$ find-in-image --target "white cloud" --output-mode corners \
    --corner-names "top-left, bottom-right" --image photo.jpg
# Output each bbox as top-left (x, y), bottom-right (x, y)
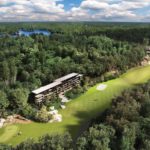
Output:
top-left (67, 0), bottom-right (150, 21)
top-left (0, 0), bottom-right (150, 22)
top-left (0, 0), bottom-right (65, 21)
top-left (81, 0), bottom-right (109, 9)
top-left (111, 0), bottom-right (149, 10)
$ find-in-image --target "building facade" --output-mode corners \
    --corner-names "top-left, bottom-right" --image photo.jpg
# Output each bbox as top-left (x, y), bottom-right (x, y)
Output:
top-left (145, 46), bottom-right (150, 55)
top-left (31, 73), bottom-right (82, 104)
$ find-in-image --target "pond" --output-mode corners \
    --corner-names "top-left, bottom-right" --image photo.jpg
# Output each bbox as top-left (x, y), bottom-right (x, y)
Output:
top-left (0, 29), bottom-right (51, 37)
top-left (18, 29), bottom-right (51, 36)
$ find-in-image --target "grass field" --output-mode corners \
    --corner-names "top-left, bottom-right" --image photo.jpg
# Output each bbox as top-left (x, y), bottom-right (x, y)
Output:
top-left (0, 126), bottom-right (18, 143)
top-left (0, 65), bottom-right (150, 146)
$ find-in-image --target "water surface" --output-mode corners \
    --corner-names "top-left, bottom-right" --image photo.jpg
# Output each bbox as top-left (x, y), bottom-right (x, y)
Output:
top-left (18, 29), bottom-right (51, 36)
top-left (0, 29), bottom-right (51, 37)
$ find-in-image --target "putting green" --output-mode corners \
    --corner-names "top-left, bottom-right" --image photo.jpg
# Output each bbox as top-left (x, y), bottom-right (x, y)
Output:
top-left (0, 65), bottom-right (150, 146)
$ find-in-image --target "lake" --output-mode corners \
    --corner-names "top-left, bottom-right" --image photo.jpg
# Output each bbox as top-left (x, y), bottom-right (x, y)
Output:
top-left (0, 30), bottom-right (51, 37)
top-left (18, 29), bottom-right (51, 36)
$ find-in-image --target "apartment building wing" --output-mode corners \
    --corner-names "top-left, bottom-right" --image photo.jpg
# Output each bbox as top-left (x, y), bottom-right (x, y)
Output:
top-left (54, 73), bottom-right (78, 82)
top-left (32, 81), bottom-right (62, 103)
top-left (31, 73), bottom-right (83, 104)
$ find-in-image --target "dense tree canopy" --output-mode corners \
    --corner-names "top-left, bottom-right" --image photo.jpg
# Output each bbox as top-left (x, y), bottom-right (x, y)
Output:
top-left (0, 22), bottom-right (150, 149)
top-left (0, 23), bottom-right (147, 118)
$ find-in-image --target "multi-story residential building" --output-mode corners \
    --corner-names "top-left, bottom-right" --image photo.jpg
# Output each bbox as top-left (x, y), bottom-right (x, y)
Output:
top-left (31, 73), bottom-right (83, 104)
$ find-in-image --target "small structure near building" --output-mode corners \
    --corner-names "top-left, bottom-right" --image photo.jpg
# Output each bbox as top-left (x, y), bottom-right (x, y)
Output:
top-left (31, 73), bottom-right (83, 104)
top-left (145, 46), bottom-right (150, 55)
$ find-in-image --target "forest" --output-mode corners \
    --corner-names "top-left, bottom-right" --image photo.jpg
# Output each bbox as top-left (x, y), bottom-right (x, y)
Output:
top-left (0, 23), bottom-right (147, 118)
top-left (0, 22), bottom-right (150, 149)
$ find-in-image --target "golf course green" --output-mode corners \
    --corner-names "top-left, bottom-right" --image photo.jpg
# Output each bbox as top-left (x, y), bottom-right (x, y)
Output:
top-left (0, 65), bottom-right (150, 146)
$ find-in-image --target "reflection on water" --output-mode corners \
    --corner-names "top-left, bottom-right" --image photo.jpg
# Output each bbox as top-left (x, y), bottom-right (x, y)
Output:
top-left (0, 29), bottom-right (51, 37)
top-left (18, 29), bottom-right (51, 36)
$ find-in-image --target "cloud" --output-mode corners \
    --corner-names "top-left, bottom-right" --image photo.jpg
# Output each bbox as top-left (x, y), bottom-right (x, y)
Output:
top-left (80, 0), bottom-right (109, 10)
top-left (0, 0), bottom-right (150, 22)
top-left (67, 0), bottom-right (150, 21)
top-left (0, 0), bottom-right (65, 21)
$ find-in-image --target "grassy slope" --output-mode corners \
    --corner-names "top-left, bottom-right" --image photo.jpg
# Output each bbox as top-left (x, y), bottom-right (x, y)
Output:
top-left (0, 126), bottom-right (18, 143)
top-left (0, 65), bottom-right (150, 146)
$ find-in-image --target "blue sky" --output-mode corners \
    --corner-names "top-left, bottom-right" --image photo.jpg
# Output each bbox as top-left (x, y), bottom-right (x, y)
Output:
top-left (0, 0), bottom-right (150, 22)
top-left (63, 0), bottom-right (82, 10)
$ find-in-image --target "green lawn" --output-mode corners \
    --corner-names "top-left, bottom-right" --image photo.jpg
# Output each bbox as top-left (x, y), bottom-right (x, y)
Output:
top-left (0, 65), bottom-right (150, 146)
top-left (0, 125), bottom-right (18, 143)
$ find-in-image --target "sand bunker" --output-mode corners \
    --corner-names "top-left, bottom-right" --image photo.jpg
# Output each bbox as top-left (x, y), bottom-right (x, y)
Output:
top-left (97, 84), bottom-right (107, 91)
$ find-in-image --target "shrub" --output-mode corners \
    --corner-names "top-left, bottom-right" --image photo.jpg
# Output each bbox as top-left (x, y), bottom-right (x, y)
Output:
top-left (65, 86), bottom-right (86, 99)
top-left (35, 106), bottom-right (51, 123)
top-left (44, 96), bottom-right (62, 110)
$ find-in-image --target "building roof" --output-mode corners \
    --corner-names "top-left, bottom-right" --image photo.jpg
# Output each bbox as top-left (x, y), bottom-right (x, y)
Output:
top-left (32, 73), bottom-right (82, 95)
top-left (32, 81), bottom-right (61, 94)
top-left (54, 73), bottom-right (78, 82)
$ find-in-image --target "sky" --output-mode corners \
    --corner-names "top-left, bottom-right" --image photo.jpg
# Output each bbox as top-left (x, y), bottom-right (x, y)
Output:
top-left (0, 0), bottom-right (150, 22)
